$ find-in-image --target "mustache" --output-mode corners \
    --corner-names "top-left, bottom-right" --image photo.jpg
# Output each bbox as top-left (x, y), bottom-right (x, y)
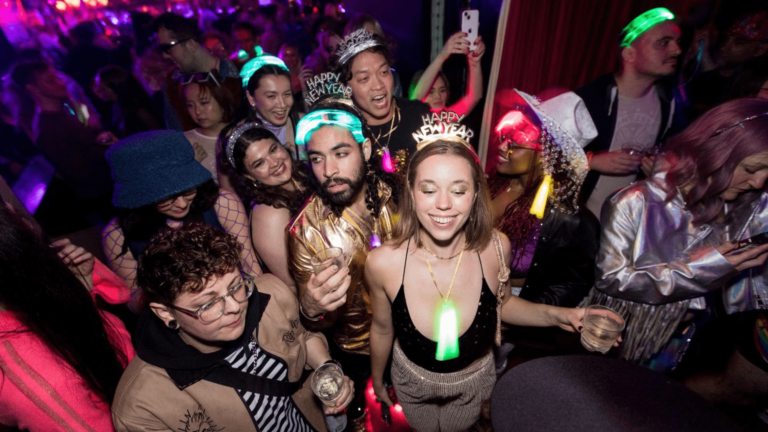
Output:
top-left (322, 177), bottom-right (354, 191)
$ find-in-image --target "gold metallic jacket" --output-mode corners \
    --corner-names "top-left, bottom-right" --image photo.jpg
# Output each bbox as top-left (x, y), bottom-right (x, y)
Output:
top-left (590, 172), bottom-right (768, 363)
top-left (287, 182), bottom-right (397, 355)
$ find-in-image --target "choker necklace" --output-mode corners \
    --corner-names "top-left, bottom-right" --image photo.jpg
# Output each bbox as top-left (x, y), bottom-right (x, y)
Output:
top-left (420, 243), bottom-right (467, 260)
top-left (424, 245), bottom-right (465, 361)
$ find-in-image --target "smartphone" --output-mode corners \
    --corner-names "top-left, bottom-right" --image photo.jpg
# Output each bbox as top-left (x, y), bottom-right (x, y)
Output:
top-left (461, 10), bottom-right (479, 50)
top-left (735, 232), bottom-right (768, 252)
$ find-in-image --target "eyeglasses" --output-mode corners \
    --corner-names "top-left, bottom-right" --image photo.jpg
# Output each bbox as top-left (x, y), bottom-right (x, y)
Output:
top-left (155, 187), bottom-right (197, 211)
top-left (158, 37), bottom-right (191, 53)
top-left (178, 70), bottom-right (221, 87)
top-left (168, 274), bottom-right (255, 323)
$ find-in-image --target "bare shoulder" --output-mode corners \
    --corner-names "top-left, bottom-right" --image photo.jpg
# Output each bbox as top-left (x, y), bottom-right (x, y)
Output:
top-left (251, 204), bottom-right (291, 228)
top-left (366, 240), bottom-right (409, 276)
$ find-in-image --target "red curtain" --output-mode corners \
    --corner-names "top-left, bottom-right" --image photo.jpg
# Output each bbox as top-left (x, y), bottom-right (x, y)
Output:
top-left (484, 0), bottom-right (704, 170)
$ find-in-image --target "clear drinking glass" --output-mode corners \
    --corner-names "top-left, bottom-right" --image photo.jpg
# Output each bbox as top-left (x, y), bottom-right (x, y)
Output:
top-left (580, 305), bottom-right (625, 354)
top-left (311, 248), bottom-right (346, 275)
top-left (311, 363), bottom-right (345, 407)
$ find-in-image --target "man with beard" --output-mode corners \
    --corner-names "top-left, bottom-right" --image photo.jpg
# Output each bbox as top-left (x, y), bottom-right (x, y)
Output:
top-left (575, 8), bottom-right (685, 219)
top-left (287, 98), bottom-right (398, 429)
top-left (334, 29), bottom-right (431, 162)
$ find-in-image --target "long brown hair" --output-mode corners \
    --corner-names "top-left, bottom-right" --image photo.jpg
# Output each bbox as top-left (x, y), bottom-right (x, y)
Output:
top-left (393, 140), bottom-right (493, 251)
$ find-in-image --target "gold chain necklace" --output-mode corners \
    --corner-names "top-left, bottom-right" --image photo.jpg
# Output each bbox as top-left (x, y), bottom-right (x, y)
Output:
top-left (424, 247), bottom-right (465, 301)
top-left (421, 244), bottom-right (466, 260)
top-left (368, 101), bottom-right (400, 151)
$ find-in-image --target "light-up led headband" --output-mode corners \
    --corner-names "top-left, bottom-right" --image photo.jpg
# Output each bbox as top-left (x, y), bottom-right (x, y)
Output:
top-left (619, 8), bottom-right (675, 47)
top-left (240, 55), bottom-right (289, 87)
top-left (295, 109), bottom-right (365, 146)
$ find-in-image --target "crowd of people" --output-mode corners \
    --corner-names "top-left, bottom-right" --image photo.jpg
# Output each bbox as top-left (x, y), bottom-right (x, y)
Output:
top-left (1, 2), bottom-right (768, 432)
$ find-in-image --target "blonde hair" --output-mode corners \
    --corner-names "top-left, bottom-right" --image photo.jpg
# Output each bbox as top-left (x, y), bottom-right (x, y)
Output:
top-left (393, 141), bottom-right (493, 251)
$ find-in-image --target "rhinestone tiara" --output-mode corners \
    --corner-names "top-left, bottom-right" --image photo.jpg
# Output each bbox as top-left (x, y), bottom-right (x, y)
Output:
top-left (336, 29), bottom-right (383, 65)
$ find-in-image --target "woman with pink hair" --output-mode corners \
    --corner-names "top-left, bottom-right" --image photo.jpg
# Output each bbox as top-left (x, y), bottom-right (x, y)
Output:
top-left (588, 98), bottom-right (768, 404)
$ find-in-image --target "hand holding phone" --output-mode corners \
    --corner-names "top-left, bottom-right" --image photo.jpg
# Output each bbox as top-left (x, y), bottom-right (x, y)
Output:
top-left (461, 10), bottom-right (479, 50)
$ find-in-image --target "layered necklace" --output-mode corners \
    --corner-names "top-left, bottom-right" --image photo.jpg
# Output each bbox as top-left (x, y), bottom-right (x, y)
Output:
top-left (367, 100), bottom-right (400, 172)
top-left (419, 234), bottom-right (466, 361)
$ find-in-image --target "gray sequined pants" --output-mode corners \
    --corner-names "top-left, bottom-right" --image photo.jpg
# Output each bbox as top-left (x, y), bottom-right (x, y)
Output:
top-left (391, 340), bottom-right (496, 432)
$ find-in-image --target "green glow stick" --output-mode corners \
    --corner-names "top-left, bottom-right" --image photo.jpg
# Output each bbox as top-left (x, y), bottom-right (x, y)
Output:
top-left (435, 300), bottom-right (460, 361)
top-left (619, 8), bottom-right (675, 47)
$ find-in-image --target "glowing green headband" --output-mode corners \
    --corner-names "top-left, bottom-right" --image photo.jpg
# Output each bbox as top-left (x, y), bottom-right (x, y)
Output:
top-left (296, 109), bottom-right (365, 146)
top-left (619, 8), bottom-right (675, 47)
top-left (240, 55), bottom-right (289, 87)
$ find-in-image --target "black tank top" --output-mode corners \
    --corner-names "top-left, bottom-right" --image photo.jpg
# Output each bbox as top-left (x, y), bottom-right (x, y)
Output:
top-left (392, 239), bottom-right (497, 373)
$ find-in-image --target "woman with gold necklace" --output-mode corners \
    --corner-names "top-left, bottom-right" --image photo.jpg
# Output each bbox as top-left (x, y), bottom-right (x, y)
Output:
top-left (221, 123), bottom-right (312, 293)
top-left (366, 127), bottom-right (596, 432)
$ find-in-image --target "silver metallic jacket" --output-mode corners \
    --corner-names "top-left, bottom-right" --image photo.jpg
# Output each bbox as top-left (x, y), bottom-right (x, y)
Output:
top-left (589, 173), bottom-right (768, 363)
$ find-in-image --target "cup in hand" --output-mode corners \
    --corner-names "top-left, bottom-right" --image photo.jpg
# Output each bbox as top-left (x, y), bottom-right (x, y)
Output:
top-left (310, 248), bottom-right (346, 275)
top-left (580, 305), bottom-right (625, 354)
top-left (621, 143), bottom-right (645, 156)
top-left (311, 362), bottom-right (345, 407)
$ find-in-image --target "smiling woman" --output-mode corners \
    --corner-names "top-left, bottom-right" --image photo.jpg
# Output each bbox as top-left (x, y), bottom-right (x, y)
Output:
top-left (367, 134), bottom-right (592, 432)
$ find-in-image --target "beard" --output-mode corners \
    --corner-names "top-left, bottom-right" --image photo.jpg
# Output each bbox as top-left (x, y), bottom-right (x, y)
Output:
top-left (319, 163), bottom-right (366, 207)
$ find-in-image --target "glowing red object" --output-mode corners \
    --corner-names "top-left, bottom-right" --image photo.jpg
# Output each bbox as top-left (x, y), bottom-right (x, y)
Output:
top-left (496, 110), bottom-right (541, 151)
top-left (364, 378), bottom-right (411, 431)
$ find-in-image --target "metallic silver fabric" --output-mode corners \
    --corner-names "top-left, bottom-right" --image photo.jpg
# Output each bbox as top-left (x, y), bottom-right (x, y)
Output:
top-left (591, 173), bottom-right (768, 362)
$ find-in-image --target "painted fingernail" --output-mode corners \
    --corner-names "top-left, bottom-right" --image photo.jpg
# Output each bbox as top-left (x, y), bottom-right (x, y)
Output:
top-left (578, 326), bottom-right (583, 331)
top-left (333, 265), bottom-right (338, 272)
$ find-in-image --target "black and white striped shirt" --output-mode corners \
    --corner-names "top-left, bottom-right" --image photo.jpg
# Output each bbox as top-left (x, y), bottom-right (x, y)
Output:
top-left (224, 336), bottom-right (315, 432)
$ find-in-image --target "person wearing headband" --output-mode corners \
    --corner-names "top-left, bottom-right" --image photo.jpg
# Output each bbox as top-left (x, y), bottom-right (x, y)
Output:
top-left (366, 126), bottom-right (593, 432)
top-left (221, 123), bottom-right (313, 293)
top-left (287, 99), bottom-right (399, 428)
top-left (489, 91), bottom-right (600, 309)
top-left (574, 7), bottom-right (685, 219)
top-left (225, 55), bottom-right (304, 164)
top-left (333, 29), bottom-right (431, 161)
top-left (587, 99), bottom-right (768, 399)
top-left (102, 130), bottom-right (262, 313)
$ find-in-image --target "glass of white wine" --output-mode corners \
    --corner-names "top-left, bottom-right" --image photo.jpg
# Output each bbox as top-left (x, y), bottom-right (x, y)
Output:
top-left (311, 362), bottom-right (345, 407)
top-left (580, 305), bottom-right (625, 354)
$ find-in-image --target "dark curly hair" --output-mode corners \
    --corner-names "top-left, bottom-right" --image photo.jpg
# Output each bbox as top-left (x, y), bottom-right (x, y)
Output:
top-left (333, 34), bottom-right (394, 85)
top-left (116, 179), bottom-right (219, 257)
top-left (137, 222), bottom-right (242, 306)
top-left (304, 100), bottom-right (401, 218)
top-left (219, 126), bottom-right (312, 213)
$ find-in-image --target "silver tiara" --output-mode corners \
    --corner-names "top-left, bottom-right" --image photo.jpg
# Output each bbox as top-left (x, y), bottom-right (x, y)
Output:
top-left (336, 29), bottom-right (382, 65)
top-left (226, 123), bottom-right (262, 167)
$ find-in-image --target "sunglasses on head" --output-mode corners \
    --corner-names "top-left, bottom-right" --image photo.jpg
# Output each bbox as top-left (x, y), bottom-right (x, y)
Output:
top-left (157, 37), bottom-right (192, 53)
top-left (178, 70), bottom-right (221, 87)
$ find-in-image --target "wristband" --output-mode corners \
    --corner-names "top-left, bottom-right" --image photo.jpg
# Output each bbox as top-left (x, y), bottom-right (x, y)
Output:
top-left (300, 303), bottom-right (325, 321)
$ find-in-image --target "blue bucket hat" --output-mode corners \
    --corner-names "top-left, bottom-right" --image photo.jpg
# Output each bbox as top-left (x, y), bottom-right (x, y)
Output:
top-left (106, 130), bottom-right (212, 209)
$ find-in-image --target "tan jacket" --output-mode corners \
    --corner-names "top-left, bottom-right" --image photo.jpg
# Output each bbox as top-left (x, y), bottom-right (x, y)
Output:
top-left (288, 182), bottom-right (397, 355)
top-left (111, 274), bottom-right (328, 432)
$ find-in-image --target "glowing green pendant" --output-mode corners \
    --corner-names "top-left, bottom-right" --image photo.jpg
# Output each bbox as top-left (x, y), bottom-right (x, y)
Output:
top-left (435, 300), bottom-right (459, 361)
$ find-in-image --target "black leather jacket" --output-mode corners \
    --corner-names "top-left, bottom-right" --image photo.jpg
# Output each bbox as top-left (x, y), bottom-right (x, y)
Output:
top-left (516, 208), bottom-right (601, 307)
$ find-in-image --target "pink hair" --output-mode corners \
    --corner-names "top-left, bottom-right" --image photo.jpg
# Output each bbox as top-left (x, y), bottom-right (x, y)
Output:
top-left (664, 98), bottom-right (768, 224)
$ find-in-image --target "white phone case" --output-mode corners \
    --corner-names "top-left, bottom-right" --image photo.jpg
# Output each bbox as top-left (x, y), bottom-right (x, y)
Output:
top-left (461, 9), bottom-right (479, 50)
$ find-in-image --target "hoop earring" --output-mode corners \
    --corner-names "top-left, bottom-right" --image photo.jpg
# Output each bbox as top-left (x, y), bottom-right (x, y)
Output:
top-left (168, 320), bottom-right (179, 330)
